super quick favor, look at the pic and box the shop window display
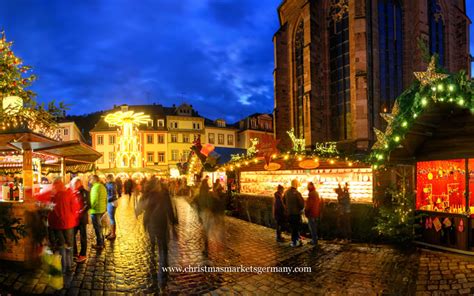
[240,168,372,203]
[416,159,466,213]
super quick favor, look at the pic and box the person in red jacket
[36,178,79,273]
[305,182,321,245]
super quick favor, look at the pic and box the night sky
[1,1,474,122]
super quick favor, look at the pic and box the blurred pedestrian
[105,174,118,240]
[273,185,286,242]
[335,183,352,242]
[115,177,123,198]
[124,177,134,196]
[283,179,304,247]
[195,176,215,255]
[305,182,321,246]
[89,175,107,249]
[36,178,79,273]
[137,177,178,291]
[71,177,90,263]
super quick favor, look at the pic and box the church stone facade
[273,0,470,150]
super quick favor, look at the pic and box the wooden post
[61,157,66,183]
[465,158,469,212]
[22,149,33,202]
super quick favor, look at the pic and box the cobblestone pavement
[1,196,474,295]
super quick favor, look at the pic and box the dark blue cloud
[0,0,280,122]
[4,1,471,123]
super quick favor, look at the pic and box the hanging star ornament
[414,56,448,86]
[380,112,394,125]
[372,128,388,150]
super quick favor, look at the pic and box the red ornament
[458,220,464,232]
[256,134,280,166]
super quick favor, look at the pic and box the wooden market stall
[0,132,101,262]
[236,158,373,203]
[371,60,474,253]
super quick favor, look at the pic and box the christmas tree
[0,31,67,138]
[0,31,36,104]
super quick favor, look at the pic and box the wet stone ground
[1,196,474,295]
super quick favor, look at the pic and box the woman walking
[36,178,79,273]
[105,174,118,240]
[71,177,90,263]
[273,185,286,242]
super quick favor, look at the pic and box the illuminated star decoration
[256,134,280,166]
[414,56,448,86]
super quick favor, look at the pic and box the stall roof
[0,132,57,151]
[97,167,164,174]
[9,140,102,164]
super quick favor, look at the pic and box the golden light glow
[329,159,335,164]
[104,110,151,168]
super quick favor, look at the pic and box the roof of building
[203,118,239,130]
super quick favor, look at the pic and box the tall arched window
[329,0,350,140]
[293,21,305,138]
[428,0,444,66]
[378,0,403,112]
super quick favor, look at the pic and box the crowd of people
[36,174,122,273]
[34,173,197,290]
[35,172,350,291]
[273,180,352,247]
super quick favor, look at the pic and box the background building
[273,0,470,150]
[204,118,238,148]
[58,121,87,142]
[90,104,168,173]
[236,113,274,149]
[89,103,247,175]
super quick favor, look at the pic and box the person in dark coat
[124,177,134,196]
[115,177,123,198]
[195,176,223,255]
[273,185,286,242]
[305,182,322,245]
[71,177,91,263]
[283,179,304,247]
[137,177,178,291]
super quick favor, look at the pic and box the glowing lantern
[3,96,23,115]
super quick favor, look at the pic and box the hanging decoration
[414,56,449,86]
[458,219,464,232]
[370,55,474,169]
[329,0,349,23]
[263,162,281,171]
[256,134,279,166]
[432,217,442,232]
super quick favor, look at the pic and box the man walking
[89,175,107,249]
[284,179,304,247]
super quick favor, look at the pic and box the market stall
[0,134,101,261]
[371,58,474,253]
[237,160,373,203]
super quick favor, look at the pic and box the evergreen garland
[0,205,27,252]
